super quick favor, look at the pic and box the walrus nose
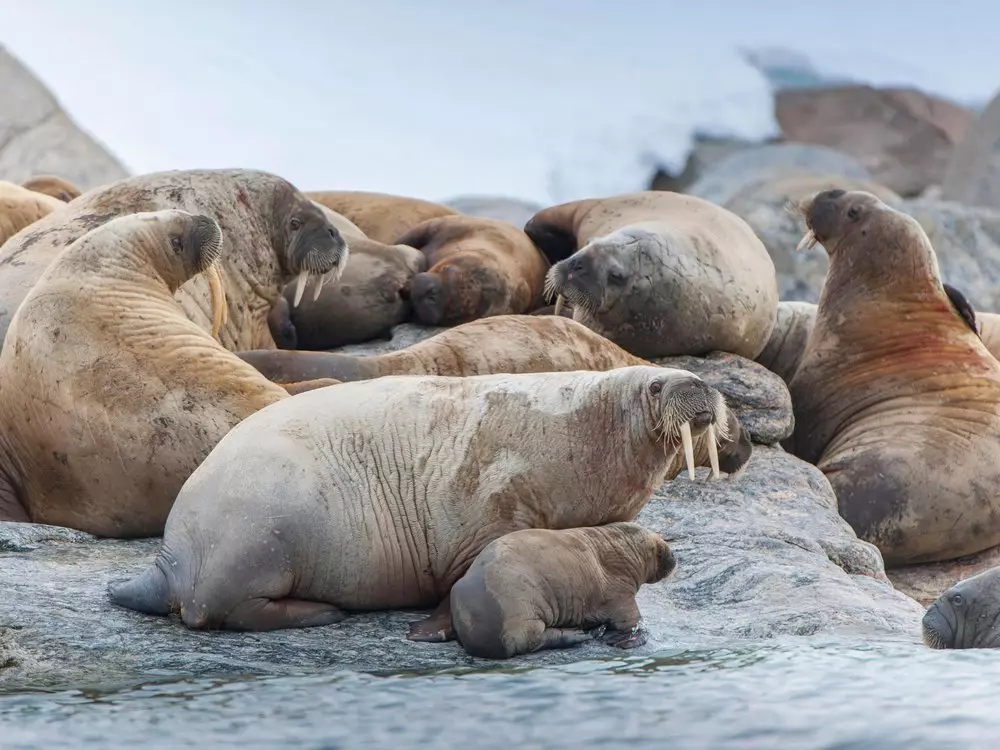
[691,410,714,429]
[409,272,445,326]
[565,255,587,278]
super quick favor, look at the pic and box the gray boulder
[941,88,1000,209]
[442,196,543,228]
[0,45,128,191]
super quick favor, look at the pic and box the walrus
[922,566,1000,649]
[0,169,348,351]
[21,175,82,203]
[108,365,751,634]
[450,523,675,659]
[787,188,1000,565]
[0,209,306,537]
[396,216,550,326]
[0,181,65,246]
[526,191,779,359]
[307,190,458,244]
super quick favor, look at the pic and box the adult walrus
[307,190,458,244]
[0,169,348,350]
[397,216,550,326]
[21,175,82,203]
[527,191,778,359]
[922,566,1000,649]
[787,188,1000,565]
[0,181,64,246]
[450,523,675,659]
[0,210,296,536]
[108,366,751,633]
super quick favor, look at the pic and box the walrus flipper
[943,282,980,337]
[533,627,593,652]
[407,597,456,642]
[107,563,174,616]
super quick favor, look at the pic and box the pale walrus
[526,191,779,359]
[450,523,675,659]
[922,566,1000,649]
[108,366,751,634]
[307,190,458,244]
[0,181,65,246]
[787,188,1000,565]
[21,175,82,203]
[0,210,297,537]
[0,169,348,351]
[397,216,550,326]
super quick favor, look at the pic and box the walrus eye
[290,218,302,231]
[170,236,183,254]
[953,594,964,607]
[847,206,861,221]
[608,269,627,285]
[649,380,663,395]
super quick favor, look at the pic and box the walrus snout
[796,189,849,252]
[410,272,445,325]
[187,214,224,269]
[921,600,956,649]
[650,538,677,584]
[544,251,604,315]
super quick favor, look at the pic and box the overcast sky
[1,1,998,204]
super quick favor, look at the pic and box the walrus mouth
[205,263,229,340]
[656,386,730,481]
[290,244,350,308]
[795,229,819,253]
[921,602,958,649]
[542,266,598,320]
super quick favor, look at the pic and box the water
[4,638,1000,749]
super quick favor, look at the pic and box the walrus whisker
[680,421,695,480]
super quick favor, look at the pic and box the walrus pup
[788,189,1000,565]
[0,181,64,246]
[21,175,82,203]
[396,216,550,327]
[307,190,458,244]
[108,366,751,633]
[0,169,348,350]
[450,523,675,659]
[526,191,778,359]
[0,210,293,536]
[922,566,1000,649]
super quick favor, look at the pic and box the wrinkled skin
[527,191,778,359]
[0,210,293,536]
[0,169,348,351]
[786,189,1000,566]
[450,523,675,660]
[397,216,550,327]
[922,566,1000,649]
[21,175,82,203]
[0,181,64,247]
[108,366,751,633]
[307,190,457,245]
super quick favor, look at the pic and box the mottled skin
[108,366,751,632]
[307,190,458,244]
[0,210,293,536]
[527,190,779,359]
[0,169,348,350]
[398,216,550,326]
[450,523,676,659]
[0,181,64,247]
[21,175,82,203]
[786,189,1000,566]
[922,566,1000,649]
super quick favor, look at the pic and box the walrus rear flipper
[943,282,980,337]
[107,562,173,616]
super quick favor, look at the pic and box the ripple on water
[3,638,1000,750]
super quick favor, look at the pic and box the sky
[1,1,999,205]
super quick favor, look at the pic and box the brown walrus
[449,523,675,659]
[0,210,296,537]
[787,188,1000,566]
[21,175,82,203]
[0,181,64,247]
[307,190,458,244]
[0,169,348,351]
[108,365,751,633]
[396,216,550,326]
[526,191,778,359]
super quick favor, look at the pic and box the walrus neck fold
[0,434,28,523]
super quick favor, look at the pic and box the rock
[686,143,873,206]
[722,174,901,302]
[646,133,763,194]
[774,85,975,197]
[888,545,1000,607]
[941,88,1000,209]
[330,322,444,355]
[655,352,793,444]
[0,445,923,691]
[0,45,128,191]
[442,196,543,228]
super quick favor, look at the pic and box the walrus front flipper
[107,563,173,617]
[221,598,347,631]
[943,282,980,337]
[267,297,298,350]
[533,627,593,652]
[597,599,647,649]
[407,598,455,642]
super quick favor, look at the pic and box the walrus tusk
[796,229,818,252]
[554,294,565,316]
[206,264,228,340]
[292,270,309,307]
[312,271,328,302]
[680,421,695,480]
[707,424,720,479]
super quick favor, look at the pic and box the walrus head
[21,174,81,203]
[273,190,350,309]
[407,258,509,326]
[922,567,1000,649]
[593,522,677,587]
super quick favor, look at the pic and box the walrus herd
[3,167,1000,658]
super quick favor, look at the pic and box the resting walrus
[787,189,1000,565]
[108,366,751,634]
[0,210,295,537]
[307,190,458,244]
[450,523,675,659]
[21,175,82,203]
[0,181,65,246]
[922,566,1000,649]
[0,169,348,350]
[526,190,779,359]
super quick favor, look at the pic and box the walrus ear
[718,412,752,477]
[943,282,980,338]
